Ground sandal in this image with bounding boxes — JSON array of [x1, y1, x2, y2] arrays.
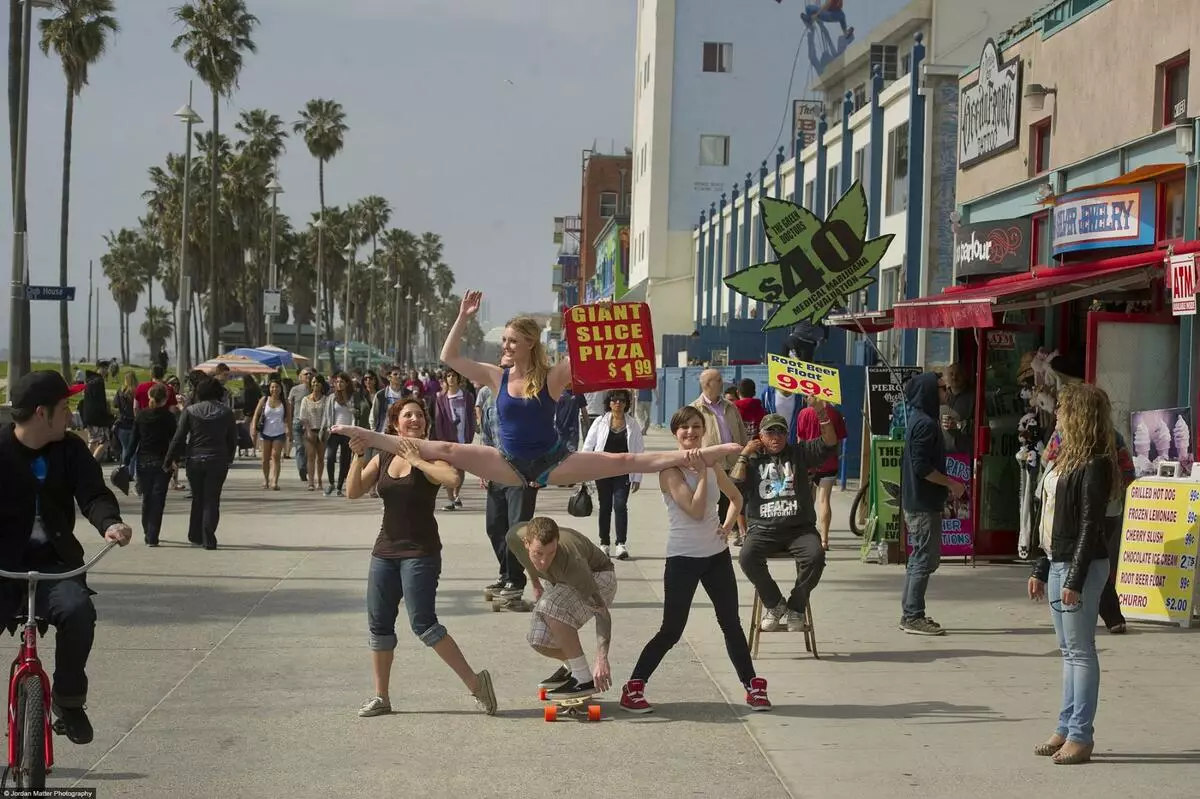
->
[[1107, 622, 1127, 634], [1052, 742, 1094, 765], [1034, 735, 1066, 757], [307, 483, 316, 492]]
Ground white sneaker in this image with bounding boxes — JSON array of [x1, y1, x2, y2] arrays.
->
[[760, 602, 787, 632], [615, 543, 629, 560], [601, 545, 611, 556]]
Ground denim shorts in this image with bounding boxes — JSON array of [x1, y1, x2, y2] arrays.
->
[[499, 439, 571, 487], [366, 555, 446, 650]]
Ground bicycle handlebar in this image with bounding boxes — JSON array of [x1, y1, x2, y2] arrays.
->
[[0, 541, 118, 582]]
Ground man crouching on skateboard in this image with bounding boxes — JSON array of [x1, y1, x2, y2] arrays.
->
[[508, 517, 616, 699]]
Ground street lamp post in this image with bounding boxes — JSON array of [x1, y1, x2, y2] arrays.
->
[[265, 175, 283, 346], [403, 291, 412, 367], [311, 217, 325, 367], [343, 235, 356, 371], [174, 87, 203, 376], [6, 0, 54, 389], [364, 257, 374, 372]]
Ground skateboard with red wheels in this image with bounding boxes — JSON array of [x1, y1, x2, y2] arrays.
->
[[538, 689, 601, 722]]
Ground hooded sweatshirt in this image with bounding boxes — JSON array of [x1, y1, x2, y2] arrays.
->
[[901, 372, 948, 513]]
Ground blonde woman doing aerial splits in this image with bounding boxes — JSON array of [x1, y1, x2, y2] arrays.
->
[[334, 291, 741, 485]]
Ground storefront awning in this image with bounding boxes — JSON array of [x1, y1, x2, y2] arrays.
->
[[1041, 163, 1186, 203], [891, 246, 1194, 330], [825, 309, 894, 333]]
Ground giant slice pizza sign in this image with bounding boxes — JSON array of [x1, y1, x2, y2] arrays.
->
[[564, 302, 657, 393]]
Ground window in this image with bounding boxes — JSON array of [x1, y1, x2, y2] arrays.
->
[[853, 83, 867, 112], [900, 52, 912, 78], [1031, 213, 1049, 266], [599, 192, 618, 218], [827, 165, 841, 214], [1164, 179, 1186, 240], [1162, 54, 1189, 126], [1030, 118, 1051, 175], [886, 122, 909, 215], [854, 146, 867, 184], [702, 42, 732, 73], [804, 180, 815, 210], [870, 44, 898, 82], [700, 135, 730, 166], [643, 54, 651, 88], [640, 143, 648, 175]]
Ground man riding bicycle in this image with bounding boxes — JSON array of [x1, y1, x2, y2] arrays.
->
[[0, 371, 132, 745]]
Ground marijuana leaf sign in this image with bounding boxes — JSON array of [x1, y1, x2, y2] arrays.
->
[[723, 181, 894, 330]]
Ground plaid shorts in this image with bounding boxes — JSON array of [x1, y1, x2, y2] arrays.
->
[[87, 426, 110, 446], [527, 570, 618, 648]]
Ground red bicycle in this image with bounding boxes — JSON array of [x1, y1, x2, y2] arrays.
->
[[0, 543, 116, 791]]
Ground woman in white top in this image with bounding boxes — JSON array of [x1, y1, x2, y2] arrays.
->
[[619, 406, 771, 714], [299, 375, 330, 492], [581, 389, 646, 559], [251, 377, 291, 491], [322, 372, 358, 497]]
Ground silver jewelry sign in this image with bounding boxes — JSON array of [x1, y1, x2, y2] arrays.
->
[[959, 39, 1022, 168]]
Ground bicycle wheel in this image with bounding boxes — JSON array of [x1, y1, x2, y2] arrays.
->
[[15, 675, 46, 790], [849, 484, 869, 538]]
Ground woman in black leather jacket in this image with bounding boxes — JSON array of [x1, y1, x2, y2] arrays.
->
[[1027, 383, 1117, 765], [166, 377, 237, 550]]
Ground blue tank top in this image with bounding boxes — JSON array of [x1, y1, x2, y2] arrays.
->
[[497, 368, 559, 458]]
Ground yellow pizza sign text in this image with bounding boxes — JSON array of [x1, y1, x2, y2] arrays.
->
[[767, 353, 842, 404], [1117, 478, 1200, 627]]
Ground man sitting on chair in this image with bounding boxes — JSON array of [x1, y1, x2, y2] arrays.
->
[[731, 406, 838, 632]]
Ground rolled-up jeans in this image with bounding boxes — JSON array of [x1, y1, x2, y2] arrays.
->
[[1048, 558, 1107, 745], [901, 511, 942, 621], [292, 420, 307, 477], [366, 555, 446, 650]]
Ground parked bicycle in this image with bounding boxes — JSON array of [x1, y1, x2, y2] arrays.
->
[[0, 543, 117, 791], [849, 482, 868, 537]]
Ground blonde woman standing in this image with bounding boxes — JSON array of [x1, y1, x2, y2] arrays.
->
[[1028, 383, 1117, 765], [251, 377, 291, 490], [299, 375, 329, 493]]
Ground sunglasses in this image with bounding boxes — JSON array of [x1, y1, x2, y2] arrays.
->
[[1050, 599, 1081, 613]]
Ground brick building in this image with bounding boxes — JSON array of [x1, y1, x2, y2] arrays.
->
[[579, 150, 632, 286]]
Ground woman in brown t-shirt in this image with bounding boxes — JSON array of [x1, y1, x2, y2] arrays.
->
[[346, 397, 498, 718]]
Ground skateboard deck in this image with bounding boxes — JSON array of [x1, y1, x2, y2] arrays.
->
[[539, 689, 602, 722]]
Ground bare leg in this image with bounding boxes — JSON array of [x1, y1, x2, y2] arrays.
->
[[260, 442, 271, 486], [546, 447, 742, 485], [532, 644, 566, 660], [335, 428, 524, 485], [542, 615, 585, 659], [315, 442, 326, 487], [304, 438, 318, 487], [431, 634, 481, 693], [817, 481, 833, 549], [270, 442, 283, 488], [371, 650, 394, 700]]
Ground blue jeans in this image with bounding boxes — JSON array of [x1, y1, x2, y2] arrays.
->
[[366, 555, 446, 650], [292, 421, 307, 478], [1048, 559, 1107, 745], [901, 511, 941, 621], [116, 427, 134, 464]]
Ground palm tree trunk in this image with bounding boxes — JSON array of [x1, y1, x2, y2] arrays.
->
[[318, 159, 335, 369], [206, 88, 220, 358], [57, 86, 74, 376]]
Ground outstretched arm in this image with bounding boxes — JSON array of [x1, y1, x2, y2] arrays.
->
[[546, 356, 573, 400], [440, 290, 503, 392]]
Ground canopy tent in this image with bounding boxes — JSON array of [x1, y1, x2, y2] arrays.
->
[[258, 344, 309, 365], [228, 347, 286, 369], [195, 354, 277, 376]]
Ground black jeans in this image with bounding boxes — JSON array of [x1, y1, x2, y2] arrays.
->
[[718, 493, 732, 528], [738, 528, 826, 613], [326, 433, 351, 490], [1098, 516, 1125, 628], [596, 477, 630, 545], [485, 482, 537, 588], [631, 549, 755, 686], [186, 460, 229, 547], [0, 575, 95, 707], [136, 461, 171, 544]]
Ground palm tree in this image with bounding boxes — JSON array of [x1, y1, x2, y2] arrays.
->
[[383, 228, 419, 362], [294, 97, 347, 362], [38, 0, 119, 375], [234, 107, 286, 163], [357, 195, 390, 352], [101, 227, 143, 363], [139, 305, 174, 356], [171, 0, 259, 358]]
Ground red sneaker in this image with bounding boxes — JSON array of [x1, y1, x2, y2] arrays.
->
[[745, 677, 772, 711], [620, 679, 653, 714]]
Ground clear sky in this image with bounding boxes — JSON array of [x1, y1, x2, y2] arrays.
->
[[0, 0, 635, 361]]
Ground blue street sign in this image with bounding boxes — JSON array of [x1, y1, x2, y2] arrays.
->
[[26, 285, 76, 301]]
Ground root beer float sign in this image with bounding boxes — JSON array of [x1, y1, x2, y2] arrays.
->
[[563, 302, 657, 392]]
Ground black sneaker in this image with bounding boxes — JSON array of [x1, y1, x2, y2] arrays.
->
[[899, 617, 946, 636], [547, 677, 596, 699], [484, 578, 505, 594], [52, 704, 93, 745], [498, 582, 524, 600], [538, 665, 572, 690]]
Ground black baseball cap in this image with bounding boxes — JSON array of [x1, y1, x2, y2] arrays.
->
[[10, 370, 85, 411]]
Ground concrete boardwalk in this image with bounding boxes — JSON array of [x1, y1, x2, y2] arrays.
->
[[25, 430, 1200, 798]]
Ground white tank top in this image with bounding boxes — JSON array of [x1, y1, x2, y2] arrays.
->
[[663, 467, 728, 558], [261, 400, 286, 438]]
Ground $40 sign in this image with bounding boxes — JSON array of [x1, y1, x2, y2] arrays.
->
[[767, 354, 842, 404], [564, 301, 658, 392]]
